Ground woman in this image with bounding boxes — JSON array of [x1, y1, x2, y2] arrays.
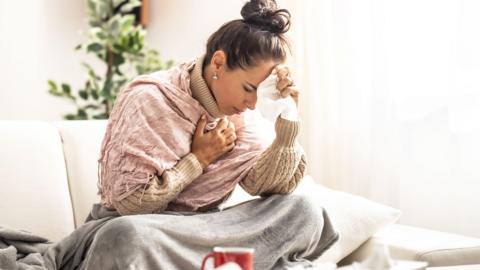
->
[[85, 0, 338, 269]]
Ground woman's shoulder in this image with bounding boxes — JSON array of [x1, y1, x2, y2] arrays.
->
[[128, 58, 196, 94], [110, 58, 200, 118]]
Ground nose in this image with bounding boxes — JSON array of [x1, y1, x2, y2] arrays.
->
[[245, 93, 257, 110]]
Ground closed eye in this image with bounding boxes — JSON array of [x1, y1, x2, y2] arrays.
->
[[243, 85, 255, 93]]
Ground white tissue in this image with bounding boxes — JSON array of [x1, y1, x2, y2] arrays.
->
[[256, 75, 298, 122], [359, 243, 394, 269]]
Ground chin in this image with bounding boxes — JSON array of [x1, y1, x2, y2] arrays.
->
[[221, 107, 236, 116]]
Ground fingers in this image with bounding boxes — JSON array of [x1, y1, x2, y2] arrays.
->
[[224, 138, 235, 149], [222, 120, 235, 137], [195, 114, 207, 137], [225, 132, 237, 144], [223, 122, 237, 151], [219, 135, 236, 153], [275, 65, 297, 100], [280, 85, 299, 98], [277, 76, 294, 90], [224, 142, 235, 152], [212, 117, 238, 152], [214, 117, 229, 133], [274, 65, 290, 78]]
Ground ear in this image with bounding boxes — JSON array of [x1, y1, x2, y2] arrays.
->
[[210, 50, 227, 71]]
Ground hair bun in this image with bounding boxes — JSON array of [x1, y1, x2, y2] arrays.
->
[[241, 0, 291, 34]]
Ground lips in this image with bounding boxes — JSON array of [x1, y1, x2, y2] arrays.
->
[[234, 107, 246, 114]]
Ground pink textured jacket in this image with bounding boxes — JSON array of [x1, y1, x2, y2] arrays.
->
[[97, 59, 271, 210]]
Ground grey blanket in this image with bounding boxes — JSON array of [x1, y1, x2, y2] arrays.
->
[[0, 194, 338, 270]]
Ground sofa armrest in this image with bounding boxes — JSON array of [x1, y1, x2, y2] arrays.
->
[[340, 224, 480, 267]]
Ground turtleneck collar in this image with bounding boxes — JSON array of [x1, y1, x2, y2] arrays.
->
[[189, 55, 224, 118]]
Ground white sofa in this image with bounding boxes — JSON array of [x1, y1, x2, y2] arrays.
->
[[1, 120, 479, 268]]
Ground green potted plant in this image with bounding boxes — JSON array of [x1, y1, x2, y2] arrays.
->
[[48, 0, 174, 120]]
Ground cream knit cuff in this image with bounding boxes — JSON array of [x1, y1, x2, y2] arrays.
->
[[274, 117, 300, 147], [175, 153, 204, 180]]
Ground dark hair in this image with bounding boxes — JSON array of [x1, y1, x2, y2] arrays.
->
[[203, 0, 291, 70]]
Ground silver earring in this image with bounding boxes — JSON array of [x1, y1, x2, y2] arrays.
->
[[213, 73, 218, 80]]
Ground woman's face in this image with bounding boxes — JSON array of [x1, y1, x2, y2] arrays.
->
[[207, 51, 277, 115]]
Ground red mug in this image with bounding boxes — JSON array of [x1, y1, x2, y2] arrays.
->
[[201, 247, 254, 270]]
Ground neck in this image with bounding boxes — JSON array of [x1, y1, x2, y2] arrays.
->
[[189, 55, 224, 118]]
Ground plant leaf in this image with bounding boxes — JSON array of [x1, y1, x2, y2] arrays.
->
[[61, 83, 71, 95], [109, 15, 121, 36], [77, 108, 88, 119], [120, 15, 135, 33], [65, 114, 77, 120], [91, 90, 99, 100], [84, 104, 99, 110], [48, 80, 58, 92], [79, 90, 89, 100], [113, 53, 125, 66], [93, 113, 108, 119], [112, 0, 125, 9], [120, 1, 141, 13], [87, 42, 103, 53]]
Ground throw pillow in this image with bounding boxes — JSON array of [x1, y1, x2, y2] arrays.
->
[[293, 176, 401, 263]]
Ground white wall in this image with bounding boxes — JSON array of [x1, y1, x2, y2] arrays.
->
[[147, 0, 245, 63], [0, 0, 87, 120]]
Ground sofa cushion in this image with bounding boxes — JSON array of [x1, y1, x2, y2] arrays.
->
[[342, 224, 480, 267], [54, 120, 107, 227], [0, 121, 75, 242]]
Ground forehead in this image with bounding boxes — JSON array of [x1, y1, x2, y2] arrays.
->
[[236, 60, 278, 85]]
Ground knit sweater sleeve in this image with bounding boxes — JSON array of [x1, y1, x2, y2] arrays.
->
[[239, 117, 307, 196], [112, 153, 203, 215]]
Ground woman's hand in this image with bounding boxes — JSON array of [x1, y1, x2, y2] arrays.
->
[[191, 116, 236, 169], [274, 65, 300, 106]]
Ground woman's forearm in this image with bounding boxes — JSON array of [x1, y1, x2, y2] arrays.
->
[[240, 117, 307, 196], [112, 153, 203, 215]]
